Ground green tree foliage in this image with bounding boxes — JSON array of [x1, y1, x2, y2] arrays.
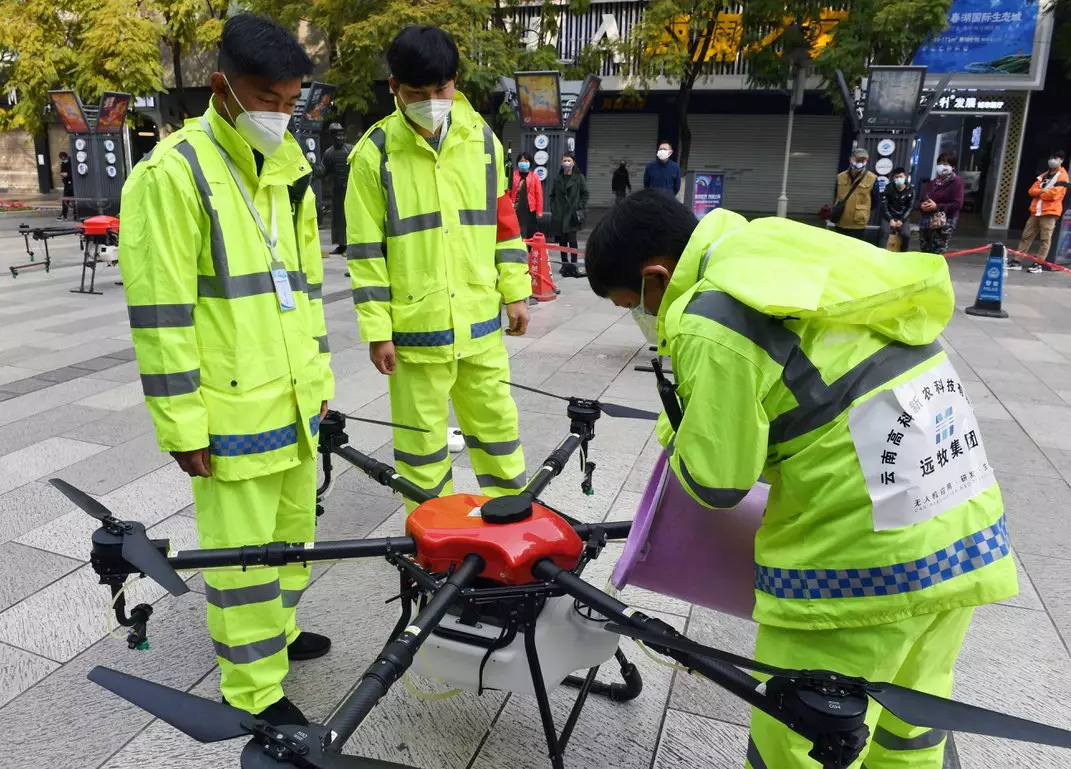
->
[[0, 0, 164, 135], [744, 0, 953, 95], [155, 0, 226, 122]]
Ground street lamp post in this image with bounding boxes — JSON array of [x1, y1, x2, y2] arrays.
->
[[776, 54, 810, 218]]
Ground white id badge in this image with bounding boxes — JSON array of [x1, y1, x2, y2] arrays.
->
[[271, 261, 296, 311]]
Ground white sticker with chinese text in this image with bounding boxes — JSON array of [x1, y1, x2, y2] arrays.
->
[[848, 357, 995, 531]]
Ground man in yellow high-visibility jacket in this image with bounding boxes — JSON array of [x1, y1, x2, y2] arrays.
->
[[583, 190, 1018, 769], [118, 14, 335, 727], [346, 26, 531, 510]]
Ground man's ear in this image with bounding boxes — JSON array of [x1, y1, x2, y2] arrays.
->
[[641, 262, 672, 290]]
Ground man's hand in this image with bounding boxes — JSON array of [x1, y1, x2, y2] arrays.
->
[[891, 219, 902, 229], [320, 400, 329, 420], [921, 199, 936, 213], [171, 448, 212, 478], [370, 341, 397, 375], [505, 300, 529, 336]]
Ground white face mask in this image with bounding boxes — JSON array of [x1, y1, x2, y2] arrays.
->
[[1049, 159, 1062, 169], [936, 164, 952, 176], [221, 75, 291, 157], [850, 160, 866, 170], [630, 277, 659, 345], [403, 98, 452, 134], [656, 149, 672, 161]]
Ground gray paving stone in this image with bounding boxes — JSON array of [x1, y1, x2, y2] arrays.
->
[[0, 375, 57, 395], [0, 365, 41, 386], [582, 542, 691, 618], [669, 607, 757, 728], [17, 462, 194, 561], [0, 641, 57, 708], [623, 435, 665, 495], [74, 379, 144, 412], [42, 310, 129, 335], [1022, 360, 1071, 393], [954, 604, 1071, 768], [61, 402, 155, 447], [34, 365, 93, 383], [1043, 448, 1071, 487], [314, 485, 407, 541], [0, 436, 108, 496], [51, 431, 170, 496], [538, 448, 640, 524], [998, 474, 1071, 561], [999, 553, 1046, 612], [25, 339, 133, 372], [0, 480, 81, 545], [994, 337, 1068, 364], [0, 345, 53, 366], [1034, 333, 1071, 356], [0, 542, 81, 612], [653, 709, 749, 769], [0, 403, 109, 457], [0, 376, 117, 427], [0, 590, 217, 769], [978, 418, 1060, 480], [471, 609, 686, 769], [1017, 550, 1071, 652], [962, 380, 1013, 421], [85, 359, 142, 383], [1005, 401, 1071, 450]]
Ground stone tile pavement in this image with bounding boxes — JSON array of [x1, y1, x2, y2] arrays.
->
[[1, 219, 1070, 768]]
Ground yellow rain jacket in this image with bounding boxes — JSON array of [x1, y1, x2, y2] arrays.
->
[[656, 211, 1017, 630]]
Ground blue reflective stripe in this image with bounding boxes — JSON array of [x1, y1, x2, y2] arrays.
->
[[755, 515, 1010, 600], [309, 415, 320, 436], [209, 424, 299, 457], [393, 329, 455, 347], [471, 315, 502, 339]]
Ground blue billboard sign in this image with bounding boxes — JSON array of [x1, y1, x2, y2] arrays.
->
[[913, 0, 1038, 75]]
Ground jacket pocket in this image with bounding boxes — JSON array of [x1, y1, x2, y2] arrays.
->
[[200, 344, 290, 394]]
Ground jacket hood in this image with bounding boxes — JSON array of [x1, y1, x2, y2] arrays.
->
[[664, 212, 955, 346]]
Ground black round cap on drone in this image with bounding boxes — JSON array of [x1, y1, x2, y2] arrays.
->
[[480, 495, 533, 524]]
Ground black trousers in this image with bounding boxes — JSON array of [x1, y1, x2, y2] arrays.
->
[[61, 186, 75, 218], [557, 232, 579, 263]]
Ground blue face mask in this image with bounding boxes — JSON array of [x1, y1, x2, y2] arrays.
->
[[518, 161, 530, 171]]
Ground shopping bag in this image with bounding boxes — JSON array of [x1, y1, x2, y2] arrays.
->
[[886, 232, 902, 252]]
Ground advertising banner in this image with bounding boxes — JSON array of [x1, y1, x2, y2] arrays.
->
[[913, 0, 1039, 75], [690, 172, 724, 219], [96, 93, 131, 134], [50, 91, 89, 133], [516, 71, 563, 129]]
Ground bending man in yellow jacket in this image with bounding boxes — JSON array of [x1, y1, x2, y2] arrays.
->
[[346, 26, 531, 510], [118, 14, 334, 726], [584, 190, 1017, 769]]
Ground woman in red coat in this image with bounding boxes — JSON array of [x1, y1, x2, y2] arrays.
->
[[509, 152, 544, 239]]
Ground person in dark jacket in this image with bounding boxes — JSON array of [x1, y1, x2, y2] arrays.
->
[[643, 140, 681, 195], [881, 167, 915, 251], [58, 151, 75, 220], [550, 151, 589, 276], [918, 152, 964, 255], [612, 160, 631, 203]]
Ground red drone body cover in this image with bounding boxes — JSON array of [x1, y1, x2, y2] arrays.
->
[[79, 215, 120, 237], [405, 494, 583, 585]]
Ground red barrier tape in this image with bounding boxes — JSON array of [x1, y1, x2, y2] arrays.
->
[[941, 243, 1071, 275], [523, 238, 585, 257], [941, 246, 991, 258]]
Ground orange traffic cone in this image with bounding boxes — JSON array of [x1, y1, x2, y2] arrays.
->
[[527, 232, 558, 302]]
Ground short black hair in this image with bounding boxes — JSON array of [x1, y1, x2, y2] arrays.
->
[[561, 150, 576, 162], [937, 151, 957, 167], [388, 26, 459, 87], [517, 152, 533, 164], [586, 189, 698, 298], [218, 14, 313, 81], [1051, 149, 1066, 160], [891, 166, 906, 176], [658, 139, 673, 148], [59, 151, 68, 158]]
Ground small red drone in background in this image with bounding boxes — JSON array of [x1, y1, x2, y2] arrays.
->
[[55, 386, 1071, 769]]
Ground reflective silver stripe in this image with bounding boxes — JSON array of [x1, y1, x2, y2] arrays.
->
[[204, 580, 280, 609], [315, 335, 330, 353], [198, 271, 308, 300], [495, 248, 528, 265], [684, 290, 943, 446], [874, 726, 947, 751], [128, 304, 194, 329], [677, 455, 749, 508], [353, 286, 391, 305], [369, 127, 443, 237], [746, 736, 768, 769], [347, 242, 386, 260], [175, 141, 228, 282], [458, 125, 497, 226], [308, 282, 323, 301], [769, 340, 943, 445], [394, 445, 449, 467], [281, 588, 305, 609], [476, 471, 527, 490], [212, 631, 288, 665], [421, 468, 453, 497], [464, 436, 521, 456], [141, 370, 200, 397]]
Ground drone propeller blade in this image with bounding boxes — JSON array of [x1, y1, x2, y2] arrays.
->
[[50, 478, 114, 521], [89, 666, 254, 743], [500, 380, 571, 402], [605, 622, 791, 678], [344, 414, 429, 433], [121, 530, 190, 597], [867, 683, 1071, 749], [597, 402, 660, 421]]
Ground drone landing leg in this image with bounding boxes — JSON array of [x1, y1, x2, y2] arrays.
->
[[524, 613, 567, 769], [561, 648, 642, 703]]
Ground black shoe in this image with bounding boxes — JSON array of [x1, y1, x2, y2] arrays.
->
[[1027, 263, 1043, 274], [222, 695, 309, 727], [331, 245, 346, 255], [288, 631, 332, 661]]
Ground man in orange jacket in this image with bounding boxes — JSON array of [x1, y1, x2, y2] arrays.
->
[[1013, 149, 1068, 273]]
